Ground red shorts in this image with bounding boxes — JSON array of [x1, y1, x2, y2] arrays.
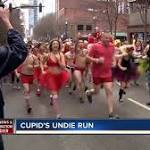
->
[[74, 67, 85, 75], [93, 77, 113, 85], [20, 74, 34, 84], [34, 67, 41, 82]]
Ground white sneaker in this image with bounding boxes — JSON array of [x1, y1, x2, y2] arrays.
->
[[17, 86, 21, 90], [146, 83, 149, 91], [116, 81, 121, 86], [56, 114, 62, 119]]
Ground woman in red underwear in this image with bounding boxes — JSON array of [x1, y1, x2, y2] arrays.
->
[[17, 44, 38, 114], [73, 40, 89, 103], [32, 43, 45, 96], [40, 40, 69, 119]]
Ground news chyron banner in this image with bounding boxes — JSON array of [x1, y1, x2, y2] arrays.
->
[[0, 119, 14, 134], [2, 119, 150, 134]]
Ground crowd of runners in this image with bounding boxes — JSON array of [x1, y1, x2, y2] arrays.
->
[[2, 31, 150, 119]]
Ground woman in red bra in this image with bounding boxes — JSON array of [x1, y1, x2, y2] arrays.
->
[[40, 40, 69, 119]]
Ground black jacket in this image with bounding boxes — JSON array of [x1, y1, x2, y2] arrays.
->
[[0, 29, 28, 118]]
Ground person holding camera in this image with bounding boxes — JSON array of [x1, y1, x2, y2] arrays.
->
[[0, 7, 28, 149]]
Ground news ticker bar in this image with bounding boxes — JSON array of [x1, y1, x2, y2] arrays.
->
[[2, 119, 150, 134]]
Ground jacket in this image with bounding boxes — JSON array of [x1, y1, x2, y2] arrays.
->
[[0, 29, 28, 118]]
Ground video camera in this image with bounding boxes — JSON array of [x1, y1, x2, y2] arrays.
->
[[0, 0, 12, 11], [0, 0, 4, 8]]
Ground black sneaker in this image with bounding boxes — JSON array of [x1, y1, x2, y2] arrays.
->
[[100, 84, 104, 89], [50, 99, 53, 106], [73, 85, 76, 91], [84, 86, 88, 91], [146, 102, 150, 106], [86, 91, 92, 104], [27, 107, 32, 114], [109, 113, 119, 119], [50, 96, 53, 106], [68, 90, 72, 95], [79, 97, 85, 103], [134, 81, 140, 86]]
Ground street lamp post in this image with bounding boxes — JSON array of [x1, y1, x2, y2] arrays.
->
[[88, 8, 99, 32], [0, 0, 4, 8], [93, 16, 97, 32], [0, 0, 44, 12], [65, 21, 68, 39]]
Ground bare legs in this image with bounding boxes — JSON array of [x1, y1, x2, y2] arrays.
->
[[73, 70, 85, 103], [23, 83, 32, 113], [50, 91, 62, 119]]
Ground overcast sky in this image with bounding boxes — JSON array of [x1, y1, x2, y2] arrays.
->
[[6, 0, 55, 14], [5, 0, 55, 32], [43, 0, 55, 14]]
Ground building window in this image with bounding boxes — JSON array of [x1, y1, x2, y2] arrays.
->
[[118, 1, 125, 14], [77, 25, 84, 31], [129, 2, 134, 13], [86, 25, 92, 31]]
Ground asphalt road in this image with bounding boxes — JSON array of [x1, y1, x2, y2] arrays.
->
[[1, 76, 150, 150]]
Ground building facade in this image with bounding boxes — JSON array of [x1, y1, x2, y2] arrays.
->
[[127, 0, 150, 42], [56, 0, 128, 39]]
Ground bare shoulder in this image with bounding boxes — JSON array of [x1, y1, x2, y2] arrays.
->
[[60, 52, 65, 57], [29, 54, 36, 62], [65, 51, 70, 57], [32, 54, 38, 59], [83, 49, 88, 55], [43, 53, 49, 58]]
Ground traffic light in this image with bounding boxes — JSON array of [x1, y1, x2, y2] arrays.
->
[[39, 3, 42, 12], [0, 0, 4, 8], [9, 3, 12, 11]]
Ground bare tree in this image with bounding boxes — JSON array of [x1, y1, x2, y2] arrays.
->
[[104, 0, 121, 38], [33, 13, 57, 41]]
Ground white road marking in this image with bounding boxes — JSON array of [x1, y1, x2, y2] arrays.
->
[[127, 98, 150, 111]]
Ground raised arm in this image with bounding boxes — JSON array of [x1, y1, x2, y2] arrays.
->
[[0, 8, 28, 78]]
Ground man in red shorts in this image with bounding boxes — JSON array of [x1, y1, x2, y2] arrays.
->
[[86, 32, 118, 119]]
